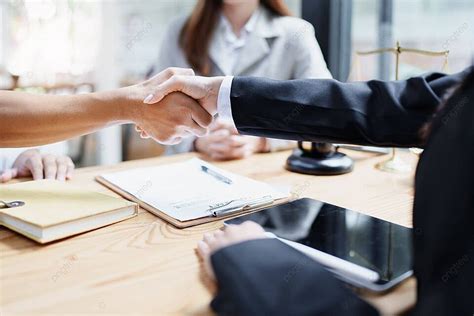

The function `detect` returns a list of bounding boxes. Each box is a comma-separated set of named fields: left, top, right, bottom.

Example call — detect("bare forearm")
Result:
left=0, top=68, right=215, bottom=147
left=0, top=89, right=137, bottom=147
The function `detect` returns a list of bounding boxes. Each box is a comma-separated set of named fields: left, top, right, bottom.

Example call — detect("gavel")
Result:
left=286, top=142, right=353, bottom=175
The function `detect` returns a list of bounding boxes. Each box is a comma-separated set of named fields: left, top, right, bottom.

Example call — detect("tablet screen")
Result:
left=226, top=198, right=412, bottom=284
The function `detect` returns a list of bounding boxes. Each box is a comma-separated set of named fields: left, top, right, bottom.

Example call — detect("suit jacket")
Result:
left=210, top=67, right=474, bottom=315
left=156, top=7, right=331, bottom=154
left=229, top=67, right=471, bottom=147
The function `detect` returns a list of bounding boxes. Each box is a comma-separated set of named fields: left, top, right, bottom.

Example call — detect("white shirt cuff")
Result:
left=217, top=76, right=234, bottom=123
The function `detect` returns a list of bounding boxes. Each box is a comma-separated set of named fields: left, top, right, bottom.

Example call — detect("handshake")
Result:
left=126, top=67, right=226, bottom=145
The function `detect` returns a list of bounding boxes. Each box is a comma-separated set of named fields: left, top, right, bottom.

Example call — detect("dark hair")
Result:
left=420, top=69, right=474, bottom=142
left=179, top=0, right=292, bottom=75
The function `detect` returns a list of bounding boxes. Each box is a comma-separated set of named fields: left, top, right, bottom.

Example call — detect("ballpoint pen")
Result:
left=201, top=165, right=233, bottom=185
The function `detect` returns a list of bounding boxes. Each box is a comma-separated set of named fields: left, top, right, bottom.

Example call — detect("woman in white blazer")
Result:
left=157, top=0, right=332, bottom=160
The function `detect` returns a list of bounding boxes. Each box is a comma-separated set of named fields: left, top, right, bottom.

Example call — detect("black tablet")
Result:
left=225, top=198, right=413, bottom=292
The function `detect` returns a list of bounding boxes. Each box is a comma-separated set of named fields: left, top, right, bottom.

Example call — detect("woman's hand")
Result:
left=194, top=120, right=268, bottom=160
left=0, top=149, right=75, bottom=183
left=196, top=221, right=268, bottom=280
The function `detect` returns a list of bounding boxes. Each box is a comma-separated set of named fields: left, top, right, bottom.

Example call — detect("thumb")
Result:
left=0, top=168, right=18, bottom=183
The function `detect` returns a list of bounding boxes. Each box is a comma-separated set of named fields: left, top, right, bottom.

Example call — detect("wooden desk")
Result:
left=0, top=150, right=418, bottom=315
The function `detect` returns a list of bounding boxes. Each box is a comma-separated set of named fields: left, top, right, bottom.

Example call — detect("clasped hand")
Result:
left=130, top=68, right=224, bottom=144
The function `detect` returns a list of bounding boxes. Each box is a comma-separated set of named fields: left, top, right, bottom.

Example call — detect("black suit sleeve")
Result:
left=230, top=67, right=471, bottom=147
left=210, top=238, right=378, bottom=316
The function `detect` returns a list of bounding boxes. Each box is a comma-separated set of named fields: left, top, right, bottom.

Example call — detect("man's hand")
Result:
left=195, top=120, right=268, bottom=160
left=196, top=221, right=268, bottom=280
left=142, top=69, right=225, bottom=116
left=0, top=149, right=75, bottom=183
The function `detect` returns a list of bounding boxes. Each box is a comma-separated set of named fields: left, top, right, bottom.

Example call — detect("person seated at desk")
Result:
left=144, top=67, right=474, bottom=315
left=0, top=143, right=74, bottom=183
left=156, top=0, right=331, bottom=160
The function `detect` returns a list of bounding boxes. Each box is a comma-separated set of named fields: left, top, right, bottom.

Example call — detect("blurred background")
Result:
left=1, top=0, right=473, bottom=168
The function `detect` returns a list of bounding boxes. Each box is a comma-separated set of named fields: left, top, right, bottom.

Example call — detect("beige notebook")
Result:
left=0, top=180, right=138, bottom=243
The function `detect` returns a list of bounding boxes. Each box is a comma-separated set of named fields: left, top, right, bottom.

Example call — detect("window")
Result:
left=351, top=0, right=474, bottom=81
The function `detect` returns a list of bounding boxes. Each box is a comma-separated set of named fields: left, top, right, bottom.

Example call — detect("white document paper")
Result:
left=100, top=158, right=288, bottom=221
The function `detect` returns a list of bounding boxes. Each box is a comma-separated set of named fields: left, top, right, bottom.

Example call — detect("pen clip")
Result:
left=208, top=199, right=237, bottom=211
left=209, top=196, right=273, bottom=217
left=0, top=200, right=25, bottom=209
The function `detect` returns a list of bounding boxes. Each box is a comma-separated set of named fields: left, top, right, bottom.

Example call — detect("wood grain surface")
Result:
left=0, top=150, right=419, bottom=315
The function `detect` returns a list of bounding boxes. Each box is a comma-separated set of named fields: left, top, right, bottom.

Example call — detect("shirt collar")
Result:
left=219, top=6, right=262, bottom=42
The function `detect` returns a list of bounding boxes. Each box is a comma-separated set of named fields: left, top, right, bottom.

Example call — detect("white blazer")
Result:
left=156, top=7, right=332, bottom=154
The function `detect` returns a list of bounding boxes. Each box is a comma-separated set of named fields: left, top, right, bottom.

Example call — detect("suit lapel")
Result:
left=234, top=9, right=281, bottom=75
left=233, top=34, right=270, bottom=75
left=209, top=7, right=282, bottom=76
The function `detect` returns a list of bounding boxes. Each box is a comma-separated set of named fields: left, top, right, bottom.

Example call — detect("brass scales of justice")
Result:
left=354, top=41, right=450, bottom=173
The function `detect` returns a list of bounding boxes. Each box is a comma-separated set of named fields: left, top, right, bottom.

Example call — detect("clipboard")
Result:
left=96, top=175, right=290, bottom=228
left=95, top=159, right=291, bottom=228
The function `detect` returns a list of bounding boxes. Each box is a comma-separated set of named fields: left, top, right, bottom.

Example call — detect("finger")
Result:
left=231, top=145, right=254, bottom=159
left=223, top=224, right=239, bottom=234
left=195, top=133, right=228, bottom=156
left=66, top=159, right=75, bottom=180
left=134, top=125, right=144, bottom=133
left=210, top=153, right=231, bottom=161
left=213, top=230, right=225, bottom=239
left=140, top=131, right=151, bottom=139
left=190, top=108, right=213, bottom=129
left=42, top=154, right=57, bottom=180
left=208, top=142, right=235, bottom=154
left=211, top=120, right=235, bottom=132
left=144, top=75, right=202, bottom=104
left=210, top=120, right=227, bottom=132
left=185, top=121, right=208, bottom=138
left=210, top=145, right=253, bottom=161
left=229, top=124, right=239, bottom=135
left=197, top=130, right=231, bottom=154
left=165, top=137, right=183, bottom=145
left=25, top=154, right=44, bottom=180
left=197, top=240, right=211, bottom=259
left=56, top=157, right=69, bottom=181
left=144, top=68, right=195, bottom=104
left=209, top=129, right=231, bottom=140
left=197, top=241, right=216, bottom=280
left=227, top=135, right=249, bottom=147
left=208, top=142, right=237, bottom=160
left=177, top=94, right=213, bottom=129
left=151, top=67, right=195, bottom=84
left=242, top=220, right=261, bottom=228
left=203, top=233, right=216, bottom=246
left=208, top=135, right=246, bottom=151
left=0, top=168, right=18, bottom=183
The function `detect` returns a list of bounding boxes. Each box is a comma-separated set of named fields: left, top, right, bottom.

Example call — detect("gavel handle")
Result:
left=298, top=142, right=336, bottom=156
